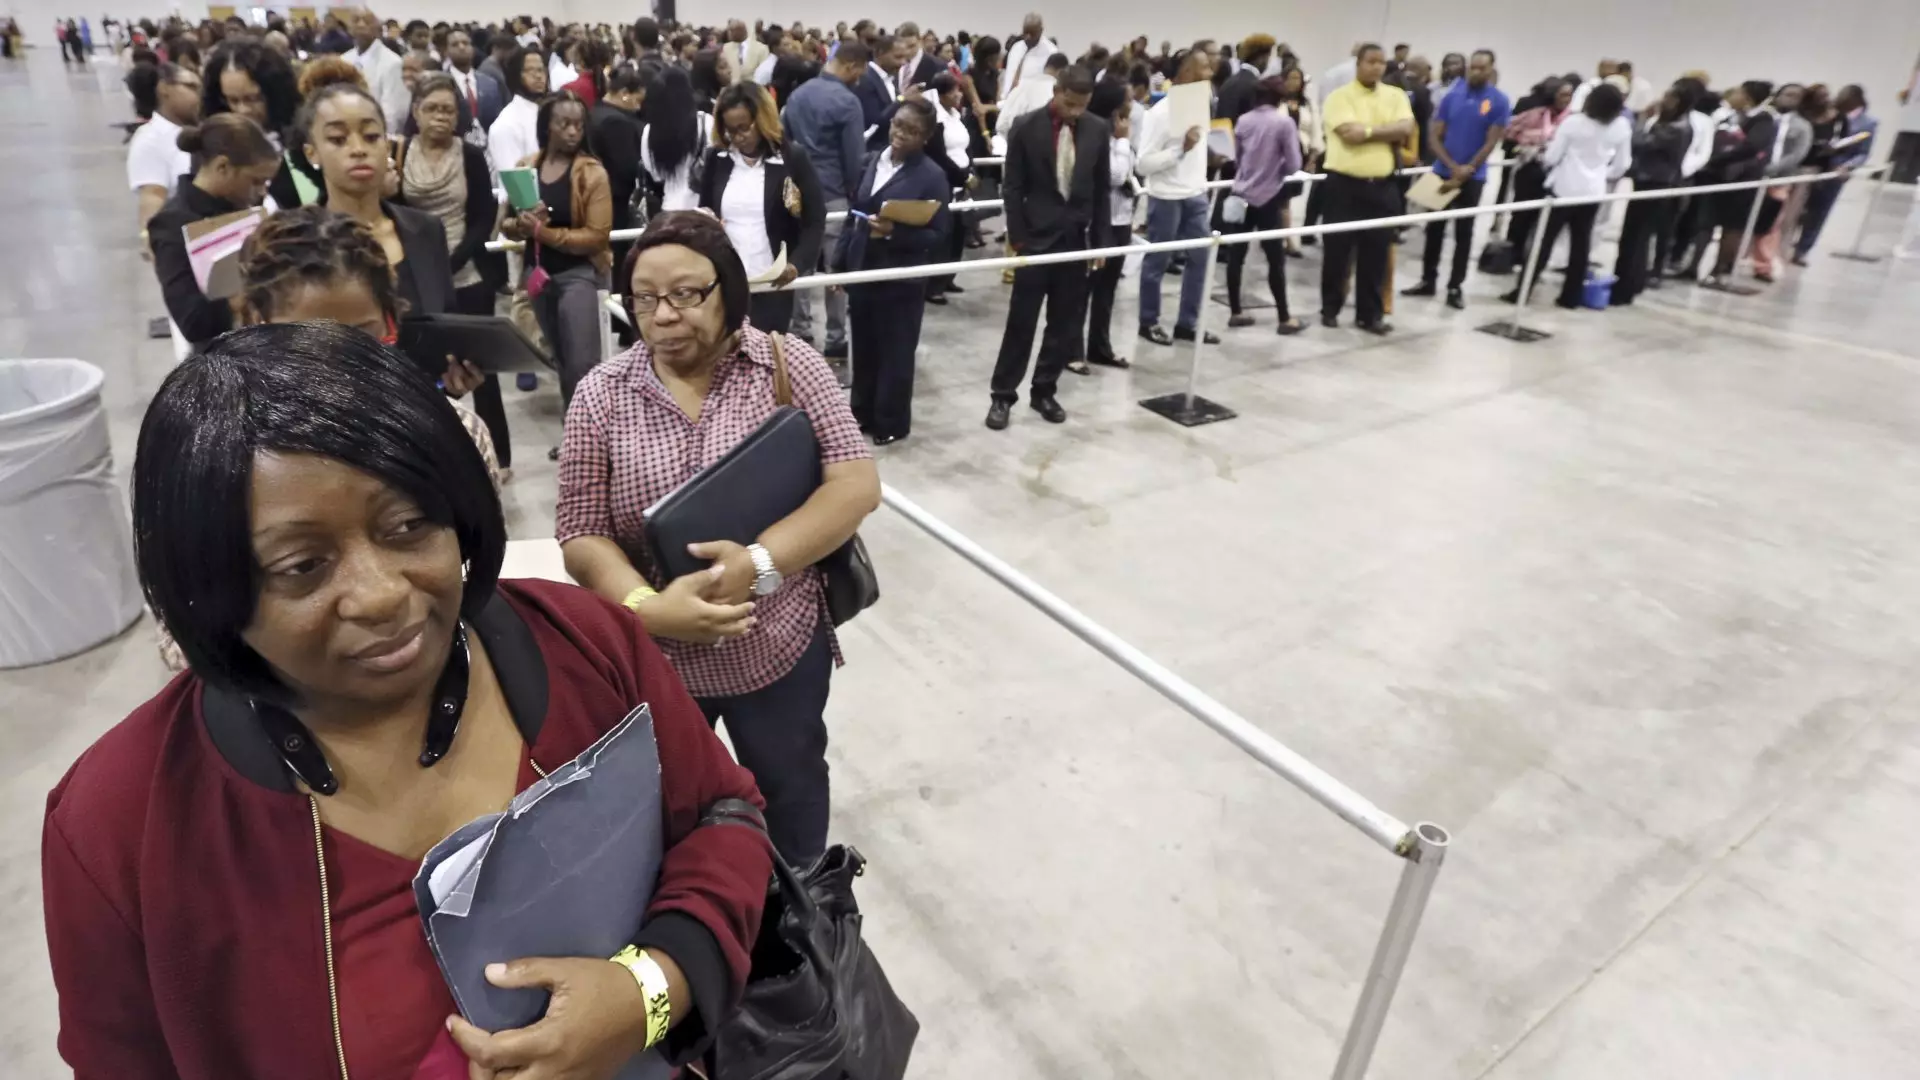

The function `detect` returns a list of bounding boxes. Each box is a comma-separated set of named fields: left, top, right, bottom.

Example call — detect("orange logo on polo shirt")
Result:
left=1480, top=98, right=1492, bottom=116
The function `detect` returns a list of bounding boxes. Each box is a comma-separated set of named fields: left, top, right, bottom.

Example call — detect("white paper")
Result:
left=428, top=830, right=493, bottom=907
left=746, top=243, right=789, bottom=284
left=1166, top=82, right=1211, bottom=148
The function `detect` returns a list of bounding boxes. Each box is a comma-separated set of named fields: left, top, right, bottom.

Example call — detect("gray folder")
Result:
left=412, top=704, right=672, bottom=1080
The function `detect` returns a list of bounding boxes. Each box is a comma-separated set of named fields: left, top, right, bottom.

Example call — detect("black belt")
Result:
left=1327, top=171, right=1399, bottom=184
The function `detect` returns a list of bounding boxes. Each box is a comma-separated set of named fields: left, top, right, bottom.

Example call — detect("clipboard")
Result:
left=878, top=199, right=939, bottom=226
left=184, top=208, right=267, bottom=299
left=1405, top=172, right=1460, bottom=212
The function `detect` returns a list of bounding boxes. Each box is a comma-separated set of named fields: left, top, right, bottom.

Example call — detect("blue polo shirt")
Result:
left=1433, top=82, right=1512, bottom=181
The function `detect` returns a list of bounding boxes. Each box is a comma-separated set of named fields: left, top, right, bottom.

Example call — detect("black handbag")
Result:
left=769, top=334, right=879, bottom=627
left=700, top=800, right=919, bottom=1080
left=1478, top=237, right=1517, bottom=274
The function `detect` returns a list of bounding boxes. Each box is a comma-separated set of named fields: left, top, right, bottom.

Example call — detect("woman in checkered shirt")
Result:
left=557, top=211, right=881, bottom=866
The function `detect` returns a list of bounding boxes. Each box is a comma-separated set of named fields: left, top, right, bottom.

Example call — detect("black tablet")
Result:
left=395, top=313, right=553, bottom=375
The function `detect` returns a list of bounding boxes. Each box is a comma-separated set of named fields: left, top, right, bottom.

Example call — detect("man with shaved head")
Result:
left=1005, top=12, right=1055, bottom=93
left=345, top=7, right=408, bottom=132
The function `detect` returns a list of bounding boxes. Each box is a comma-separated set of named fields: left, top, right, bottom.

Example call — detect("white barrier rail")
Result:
left=878, top=482, right=1449, bottom=1080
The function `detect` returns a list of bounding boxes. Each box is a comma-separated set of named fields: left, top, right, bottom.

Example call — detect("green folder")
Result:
left=500, top=167, right=539, bottom=211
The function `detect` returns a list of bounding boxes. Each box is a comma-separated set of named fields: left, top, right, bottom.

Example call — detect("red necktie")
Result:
left=465, top=76, right=478, bottom=116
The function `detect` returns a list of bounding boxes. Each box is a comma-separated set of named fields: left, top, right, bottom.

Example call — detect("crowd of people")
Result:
left=40, top=12, right=1894, bottom=1076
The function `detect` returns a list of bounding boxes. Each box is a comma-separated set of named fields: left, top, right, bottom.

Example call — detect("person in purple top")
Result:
left=1223, top=75, right=1306, bottom=334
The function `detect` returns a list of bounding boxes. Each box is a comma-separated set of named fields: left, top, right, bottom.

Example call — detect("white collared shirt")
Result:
left=126, top=111, right=191, bottom=195
left=548, top=52, right=576, bottom=90
left=487, top=94, right=540, bottom=179
left=753, top=52, right=777, bottom=85
left=938, top=103, right=971, bottom=170
left=872, top=149, right=906, bottom=193
left=1542, top=113, right=1634, bottom=198
left=868, top=61, right=895, bottom=101
left=720, top=152, right=776, bottom=277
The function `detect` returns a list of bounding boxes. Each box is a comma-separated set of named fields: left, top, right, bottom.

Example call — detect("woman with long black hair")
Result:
left=688, top=46, right=725, bottom=112
left=641, top=64, right=712, bottom=213
left=200, top=36, right=297, bottom=143
left=500, top=90, right=613, bottom=408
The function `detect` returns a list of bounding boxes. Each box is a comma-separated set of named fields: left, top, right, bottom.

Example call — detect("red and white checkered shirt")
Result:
left=555, top=325, right=872, bottom=698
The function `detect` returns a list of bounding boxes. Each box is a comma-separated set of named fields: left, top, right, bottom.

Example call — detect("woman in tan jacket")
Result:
left=501, top=89, right=613, bottom=408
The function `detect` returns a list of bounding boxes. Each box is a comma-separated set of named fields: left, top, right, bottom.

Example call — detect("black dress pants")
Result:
left=1612, top=182, right=1676, bottom=305
left=455, top=281, right=512, bottom=468
left=849, top=278, right=926, bottom=439
left=1420, top=176, right=1484, bottom=288
left=990, top=255, right=1088, bottom=405
left=748, top=291, right=796, bottom=334
left=1535, top=202, right=1598, bottom=306
left=1319, top=172, right=1400, bottom=324
left=1222, top=194, right=1291, bottom=319
left=1505, top=161, right=1548, bottom=255
left=1085, top=252, right=1124, bottom=362
left=696, top=628, right=833, bottom=865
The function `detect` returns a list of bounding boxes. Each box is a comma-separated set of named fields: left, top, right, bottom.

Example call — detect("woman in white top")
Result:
left=1503, top=82, right=1633, bottom=308
left=1084, top=93, right=1139, bottom=369
left=486, top=45, right=546, bottom=179
left=640, top=64, right=713, bottom=213
left=126, top=62, right=201, bottom=237
left=1276, top=66, right=1320, bottom=255
left=694, top=81, right=826, bottom=334
left=927, top=72, right=974, bottom=304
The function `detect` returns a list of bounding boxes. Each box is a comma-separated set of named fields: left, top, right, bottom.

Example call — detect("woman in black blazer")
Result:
left=833, top=100, right=952, bottom=446
left=697, top=82, right=825, bottom=335
left=147, top=114, right=283, bottom=351
left=397, top=73, right=511, bottom=464
left=304, top=84, right=488, bottom=400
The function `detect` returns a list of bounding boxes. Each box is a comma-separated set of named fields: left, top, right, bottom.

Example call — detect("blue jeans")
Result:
left=695, top=627, right=833, bottom=865
left=1140, top=194, right=1210, bottom=331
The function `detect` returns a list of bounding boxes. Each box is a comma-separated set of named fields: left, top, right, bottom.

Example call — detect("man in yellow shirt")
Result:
left=1318, top=43, right=1414, bottom=334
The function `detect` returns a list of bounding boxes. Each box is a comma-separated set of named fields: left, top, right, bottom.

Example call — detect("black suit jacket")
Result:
left=697, top=144, right=828, bottom=286
left=387, top=202, right=456, bottom=316
left=1002, top=107, right=1113, bottom=255
left=904, top=52, right=944, bottom=92
left=832, top=150, right=952, bottom=272
left=855, top=67, right=895, bottom=131
left=1217, top=68, right=1261, bottom=125
left=146, top=182, right=241, bottom=348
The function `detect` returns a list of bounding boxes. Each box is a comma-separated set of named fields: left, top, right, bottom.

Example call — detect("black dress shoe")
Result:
left=1087, top=353, right=1132, bottom=369
left=1356, top=320, right=1393, bottom=336
left=823, top=339, right=848, bottom=358
left=1401, top=279, right=1438, bottom=298
left=1139, top=325, right=1173, bottom=346
left=947, top=283, right=967, bottom=294
left=1227, top=313, right=1256, bottom=328
left=1031, top=396, right=1067, bottom=423
left=926, top=292, right=949, bottom=305
left=1499, top=288, right=1521, bottom=303
left=1320, top=313, right=1340, bottom=328
left=985, top=400, right=1011, bottom=430
left=1172, top=326, right=1220, bottom=345
left=873, top=432, right=908, bottom=446
left=1446, top=287, right=1466, bottom=310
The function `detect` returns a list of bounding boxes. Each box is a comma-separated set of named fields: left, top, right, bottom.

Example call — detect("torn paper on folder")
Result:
left=412, top=704, right=671, bottom=1080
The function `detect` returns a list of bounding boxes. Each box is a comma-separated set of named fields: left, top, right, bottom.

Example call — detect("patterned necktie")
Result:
left=464, top=74, right=477, bottom=116
left=1055, top=122, right=1075, bottom=199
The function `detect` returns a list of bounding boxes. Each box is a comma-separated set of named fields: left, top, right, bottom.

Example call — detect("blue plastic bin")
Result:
left=1581, top=273, right=1617, bottom=310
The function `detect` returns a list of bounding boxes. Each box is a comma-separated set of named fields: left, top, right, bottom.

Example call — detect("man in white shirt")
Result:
left=547, top=27, right=578, bottom=90
left=1135, top=49, right=1216, bottom=346
left=513, top=18, right=540, bottom=48
left=347, top=8, right=409, bottom=134
left=995, top=52, right=1065, bottom=139
left=128, top=63, right=200, bottom=237
left=1004, top=13, right=1055, bottom=95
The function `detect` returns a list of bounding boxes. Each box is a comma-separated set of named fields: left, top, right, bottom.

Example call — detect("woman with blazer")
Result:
left=147, top=113, right=281, bottom=351
left=697, top=81, right=825, bottom=334
left=397, top=72, right=512, bottom=468
left=304, top=83, right=486, bottom=399
left=834, top=100, right=952, bottom=446
left=499, top=90, right=614, bottom=409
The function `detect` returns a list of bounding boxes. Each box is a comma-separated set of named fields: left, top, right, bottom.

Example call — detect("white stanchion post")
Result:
left=1834, top=165, right=1893, bottom=263
left=1329, top=823, right=1452, bottom=1080
left=1480, top=195, right=1554, bottom=343
left=1716, top=186, right=1769, bottom=292
left=1138, top=232, right=1237, bottom=427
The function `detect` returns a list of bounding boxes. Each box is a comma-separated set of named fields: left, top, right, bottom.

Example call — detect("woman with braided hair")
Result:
left=235, top=204, right=501, bottom=489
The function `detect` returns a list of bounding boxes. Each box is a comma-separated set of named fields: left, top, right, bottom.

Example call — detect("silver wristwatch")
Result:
left=747, top=544, right=784, bottom=597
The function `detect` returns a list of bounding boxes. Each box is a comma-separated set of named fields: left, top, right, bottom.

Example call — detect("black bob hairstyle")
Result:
left=132, top=322, right=505, bottom=701
left=618, top=210, right=750, bottom=336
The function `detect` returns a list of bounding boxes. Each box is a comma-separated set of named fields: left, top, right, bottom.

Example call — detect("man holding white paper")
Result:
left=1135, top=50, right=1219, bottom=347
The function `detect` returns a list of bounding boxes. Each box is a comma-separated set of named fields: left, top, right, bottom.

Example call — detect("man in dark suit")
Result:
left=896, top=21, right=944, bottom=91
left=986, top=65, right=1112, bottom=430
left=856, top=33, right=902, bottom=138
left=443, top=28, right=505, bottom=143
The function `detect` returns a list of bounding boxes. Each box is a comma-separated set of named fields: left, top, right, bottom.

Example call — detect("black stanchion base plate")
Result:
left=1698, top=280, right=1765, bottom=296
left=1476, top=322, right=1553, bottom=343
left=1139, top=393, right=1238, bottom=427
left=1831, top=252, right=1884, bottom=263
left=147, top=316, right=172, bottom=339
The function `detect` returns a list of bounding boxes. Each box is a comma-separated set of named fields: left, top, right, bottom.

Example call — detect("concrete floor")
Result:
left=6, top=48, right=1920, bottom=1078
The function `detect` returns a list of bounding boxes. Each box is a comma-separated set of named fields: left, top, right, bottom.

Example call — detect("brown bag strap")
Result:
left=769, top=331, right=794, bottom=407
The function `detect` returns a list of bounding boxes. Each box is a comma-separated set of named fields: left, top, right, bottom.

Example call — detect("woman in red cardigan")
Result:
left=42, top=320, right=772, bottom=1080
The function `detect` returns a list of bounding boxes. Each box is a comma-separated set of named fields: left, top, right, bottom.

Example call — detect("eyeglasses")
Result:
left=630, top=280, right=720, bottom=315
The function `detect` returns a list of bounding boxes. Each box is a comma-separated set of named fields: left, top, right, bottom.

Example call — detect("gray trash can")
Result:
left=0, top=359, right=143, bottom=667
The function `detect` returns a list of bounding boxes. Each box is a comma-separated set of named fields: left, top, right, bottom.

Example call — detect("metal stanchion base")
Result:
left=1698, top=279, right=1765, bottom=296
left=147, top=316, right=171, bottom=339
left=1831, top=252, right=1883, bottom=263
left=1476, top=322, right=1553, bottom=343
left=1139, top=393, right=1237, bottom=427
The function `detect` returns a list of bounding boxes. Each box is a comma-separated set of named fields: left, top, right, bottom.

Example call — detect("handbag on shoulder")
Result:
left=699, top=799, right=919, bottom=1080
left=769, top=333, right=879, bottom=626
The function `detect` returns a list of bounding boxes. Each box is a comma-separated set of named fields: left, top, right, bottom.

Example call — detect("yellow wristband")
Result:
left=621, top=584, right=657, bottom=612
left=610, top=945, right=672, bottom=1049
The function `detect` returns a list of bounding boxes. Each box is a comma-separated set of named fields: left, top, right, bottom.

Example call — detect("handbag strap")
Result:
left=769, top=331, right=794, bottom=407
left=697, top=798, right=825, bottom=925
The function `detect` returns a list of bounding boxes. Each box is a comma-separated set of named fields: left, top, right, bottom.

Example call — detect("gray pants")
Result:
left=529, top=263, right=608, bottom=409
left=790, top=196, right=847, bottom=350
